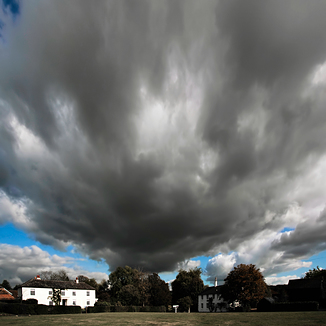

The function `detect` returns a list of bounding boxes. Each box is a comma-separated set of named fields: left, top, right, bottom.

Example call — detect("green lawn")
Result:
left=1, top=311, right=326, bottom=326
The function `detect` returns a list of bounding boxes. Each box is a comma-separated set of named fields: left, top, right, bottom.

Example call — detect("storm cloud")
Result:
left=1, top=0, right=326, bottom=279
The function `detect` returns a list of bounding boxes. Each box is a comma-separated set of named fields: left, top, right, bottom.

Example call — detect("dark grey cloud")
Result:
left=1, top=0, right=326, bottom=277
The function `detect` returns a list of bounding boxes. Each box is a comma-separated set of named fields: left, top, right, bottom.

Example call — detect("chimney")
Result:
left=36, top=275, right=41, bottom=280
left=215, top=277, right=217, bottom=287
left=75, top=277, right=79, bottom=283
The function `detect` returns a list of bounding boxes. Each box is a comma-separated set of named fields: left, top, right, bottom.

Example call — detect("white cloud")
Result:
left=177, top=259, right=201, bottom=271
left=0, top=244, right=107, bottom=285
left=205, top=253, right=237, bottom=283
left=265, top=274, right=299, bottom=286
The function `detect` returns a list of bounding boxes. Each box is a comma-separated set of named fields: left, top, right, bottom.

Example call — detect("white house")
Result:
left=18, top=275, right=97, bottom=307
left=198, top=279, right=229, bottom=312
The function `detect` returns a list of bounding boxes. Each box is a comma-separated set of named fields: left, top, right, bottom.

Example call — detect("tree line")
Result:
left=2, top=264, right=324, bottom=311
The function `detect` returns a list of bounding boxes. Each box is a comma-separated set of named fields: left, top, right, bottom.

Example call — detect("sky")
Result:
left=1, top=0, right=326, bottom=287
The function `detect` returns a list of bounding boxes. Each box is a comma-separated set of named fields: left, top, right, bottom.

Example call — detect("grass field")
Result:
left=1, top=311, right=326, bottom=326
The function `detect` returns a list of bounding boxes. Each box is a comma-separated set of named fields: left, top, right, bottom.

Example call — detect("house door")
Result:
left=62, top=299, right=67, bottom=306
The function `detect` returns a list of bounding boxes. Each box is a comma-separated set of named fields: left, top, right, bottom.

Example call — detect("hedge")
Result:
left=0, top=303, right=48, bottom=315
left=0, top=303, right=81, bottom=315
left=48, top=305, right=81, bottom=314
left=257, top=301, right=319, bottom=312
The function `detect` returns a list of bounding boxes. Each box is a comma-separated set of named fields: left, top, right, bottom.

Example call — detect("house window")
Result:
left=30, top=289, right=35, bottom=295
left=86, top=291, right=90, bottom=296
left=61, top=290, right=65, bottom=296
left=73, top=301, right=76, bottom=306
left=49, top=301, right=53, bottom=306
left=87, top=301, right=90, bottom=306
left=72, top=291, right=76, bottom=296
left=201, top=303, right=203, bottom=309
left=49, top=290, right=53, bottom=295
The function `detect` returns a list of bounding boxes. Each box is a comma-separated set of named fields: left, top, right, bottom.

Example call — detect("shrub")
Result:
left=271, top=301, right=319, bottom=312
left=114, top=305, right=130, bottom=312
left=94, top=301, right=109, bottom=306
left=35, top=304, right=49, bottom=315
left=140, top=306, right=150, bottom=312
left=88, top=305, right=110, bottom=313
left=0, top=303, right=36, bottom=315
left=150, top=306, right=166, bottom=312
left=24, top=298, right=38, bottom=305
left=48, top=305, right=81, bottom=314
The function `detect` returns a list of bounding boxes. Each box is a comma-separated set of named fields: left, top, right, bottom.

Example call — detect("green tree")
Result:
left=51, top=288, right=63, bottom=306
left=77, top=275, right=98, bottom=289
left=303, top=266, right=326, bottom=279
left=109, top=266, right=147, bottom=306
left=120, top=284, right=141, bottom=306
left=221, top=264, right=267, bottom=311
left=97, top=279, right=110, bottom=302
left=147, top=273, right=171, bottom=307
left=177, top=296, right=192, bottom=313
left=1, top=279, right=12, bottom=290
left=172, top=268, right=204, bottom=312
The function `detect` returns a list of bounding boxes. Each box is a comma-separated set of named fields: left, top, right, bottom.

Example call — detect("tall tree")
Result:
left=109, top=266, right=148, bottom=306
left=39, top=270, right=70, bottom=281
left=1, top=279, right=12, bottom=290
left=77, top=275, right=98, bottom=289
left=172, top=268, right=204, bottom=312
left=303, top=266, right=326, bottom=279
left=97, top=279, right=110, bottom=302
left=220, top=264, right=267, bottom=311
left=147, top=273, right=171, bottom=307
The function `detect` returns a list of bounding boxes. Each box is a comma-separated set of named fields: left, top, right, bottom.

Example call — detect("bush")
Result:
left=48, top=305, right=81, bottom=314
left=113, top=305, right=130, bottom=312
left=128, top=306, right=139, bottom=312
left=271, top=301, right=319, bottom=312
left=257, top=301, right=319, bottom=312
left=94, top=301, right=109, bottom=306
left=150, top=306, right=166, bottom=312
left=88, top=305, right=110, bottom=313
left=35, top=304, right=49, bottom=315
left=140, top=306, right=150, bottom=312
left=0, top=303, right=36, bottom=315
left=24, top=298, right=38, bottom=305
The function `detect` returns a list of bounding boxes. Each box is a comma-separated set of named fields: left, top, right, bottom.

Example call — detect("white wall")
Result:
left=198, top=293, right=228, bottom=312
left=20, top=287, right=96, bottom=307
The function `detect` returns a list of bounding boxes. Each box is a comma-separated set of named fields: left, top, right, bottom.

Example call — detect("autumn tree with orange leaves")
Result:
left=220, top=264, right=267, bottom=311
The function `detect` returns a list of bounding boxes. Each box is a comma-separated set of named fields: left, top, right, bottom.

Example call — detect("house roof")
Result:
left=0, top=287, right=15, bottom=300
left=199, top=286, right=221, bottom=296
left=19, top=278, right=95, bottom=290
left=288, top=279, right=323, bottom=289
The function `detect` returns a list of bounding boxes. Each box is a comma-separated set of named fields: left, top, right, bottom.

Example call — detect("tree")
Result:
left=39, top=270, right=69, bottom=281
left=109, top=266, right=148, bottom=306
left=77, top=275, right=98, bottom=289
left=1, top=279, right=12, bottom=290
left=177, top=296, right=192, bottom=313
left=303, top=266, right=326, bottom=279
left=50, top=288, right=63, bottom=306
left=97, top=279, right=110, bottom=302
left=147, top=273, right=171, bottom=307
left=221, top=264, right=267, bottom=311
left=172, top=268, right=205, bottom=312
left=119, top=284, right=141, bottom=306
